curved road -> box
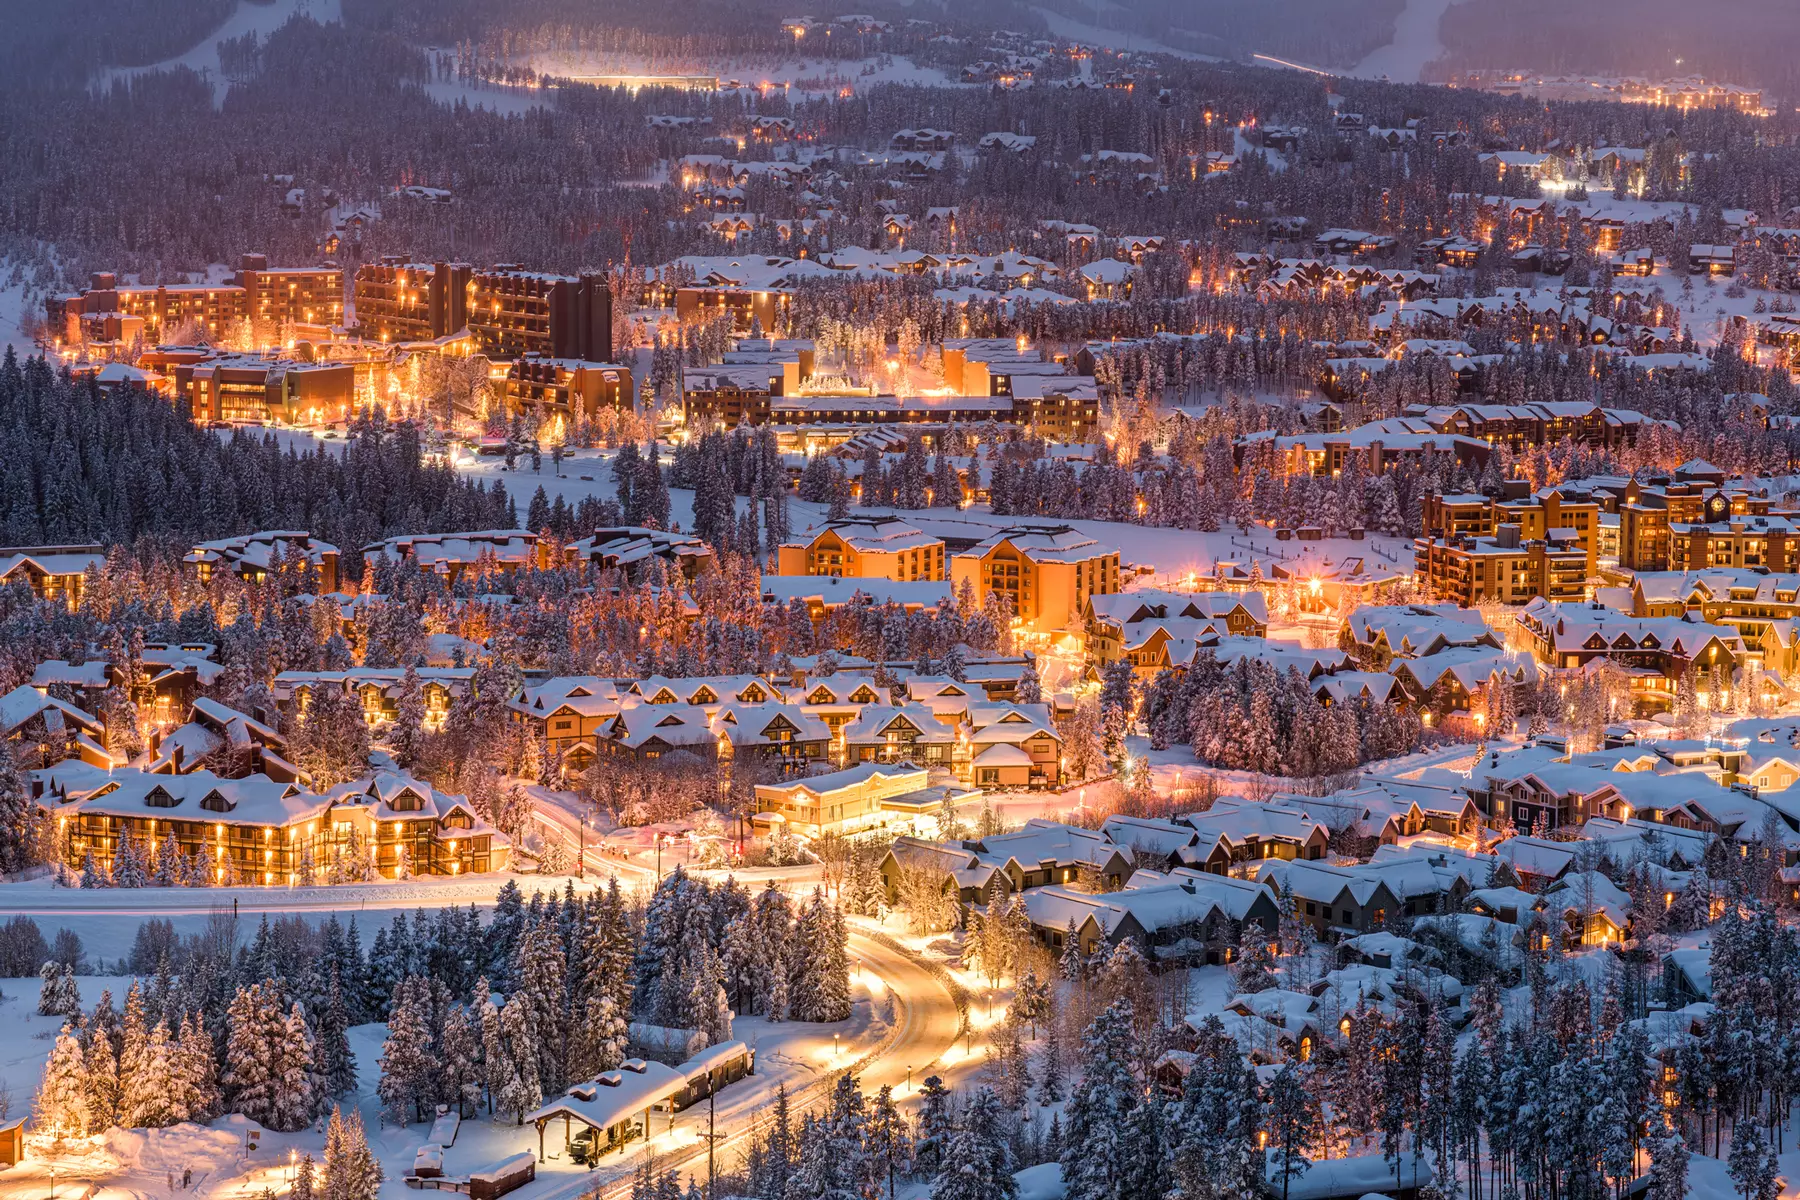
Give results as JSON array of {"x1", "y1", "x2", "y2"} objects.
[{"x1": 570, "y1": 931, "x2": 963, "y2": 1200}]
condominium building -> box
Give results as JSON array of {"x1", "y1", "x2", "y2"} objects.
[
  {"x1": 1413, "y1": 525, "x2": 1587, "y2": 605},
  {"x1": 35, "y1": 763, "x2": 509, "y2": 883},
  {"x1": 46, "y1": 255, "x2": 343, "y2": 347},
  {"x1": 950, "y1": 524, "x2": 1121, "y2": 635},
  {"x1": 353, "y1": 258, "x2": 469, "y2": 344},
  {"x1": 776, "y1": 518, "x2": 947, "y2": 581},
  {"x1": 503, "y1": 356, "x2": 633, "y2": 422},
  {"x1": 185, "y1": 531, "x2": 340, "y2": 592},
  {"x1": 351, "y1": 260, "x2": 612, "y2": 361},
  {"x1": 1421, "y1": 486, "x2": 1603, "y2": 575}
]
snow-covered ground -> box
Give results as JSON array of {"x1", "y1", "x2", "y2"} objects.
[
  {"x1": 96, "y1": 0, "x2": 343, "y2": 106},
  {"x1": 1347, "y1": 0, "x2": 1454, "y2": 82},
  {"x1": 416, "y1": 79, "x2": 553, "y2": 116},
  {"x1": 0, "y1": 270, "x2": 34, "y2": 359}
]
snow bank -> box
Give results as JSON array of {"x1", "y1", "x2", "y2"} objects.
[
  {"x1": 101, "y1": 1123, "x2": 242, "y2": 1175},
  {"x1": 1015, "y1": 1162, "x2": 1066, "y2": 1200}
]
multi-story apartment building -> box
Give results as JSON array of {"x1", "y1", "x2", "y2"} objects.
[
  {"x1": 365, "y1": 530, "x2": 551, "y2": 579},
  {"x1": 951, "y1": 525, "x2": 1121, "y2": 636},
  {"x1": 776, "y1": 518, "x2": 947, "y2": 581},
  {"x1": 1618, "y1": 478, "x2": 1766, "y2": 570},
  {"x1": 235, "y1": 254, "x2": 344, "y2": 331},
  {"x1": 353, "y1": 258, "x2": 469, "y2": 344},
  {"x1": 566, "y1": 527, "x2": 715, "y2": 582},
  {"x1": 1413, "y1": 525, "x2": 1588, "y2": 605},
  {"x1": 34, "y1": 764, "x2": 509, "y2": 883},
  {"x1": 0, "y1": 545, "x2": 108, "y2": 609},
  {"x1": 350, "y1": 260, "x2": 611, "y2": 361},
  {"x1": 503, "y1": 356, "x2": 632, "y2": 422},
  {"x1": 46, "y1": 255, "x2": 343, "y2": 347},
  {"x1": 1403, "y1": 402, "x2": 1655, "y2": 454},
  {"x1": 1667, "y1": 515, "x2": 1800, "y2": 573},
  {"x1": 467, "y1": 267, "x2": 612, "y2": 362},
  {"x1": 1421, "y1": 486, "x2": 1603, "y2": 576}
]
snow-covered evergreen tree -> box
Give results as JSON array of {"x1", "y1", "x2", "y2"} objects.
[
  {"x1": 36, "y1": 1023, "x2": 89, "y2": 1138},
  {"x1": 932, "y1": 1087, "x2": 1017, "y2": 1200},
  {"x1": 494, "y1": 995, "x2": 543, "y2": 1124},
  {"x1": 1061, "y1": 1000, "x2": 1140, "y2": 1200},
  {"x1": 378, "y1": 975, "x2": 436, "y2": 1124}
]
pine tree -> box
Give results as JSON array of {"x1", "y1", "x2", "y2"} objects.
[
  {"x1": 36, "y1": 1023, "x2": 89, "y2": 1138},
  {"x1": 440, "y1": 1003, "x2": 484, "y2": 1118},
  {"x1": 292, "y1": 1155, "x2": 317, "y2": 1200},
  {"x1": 932, "y1": 1087, "x2": 1017, "y2": 1200},
  {"x1": 223, "y1": 981, "x2": 280, "y2": 1126},
  {"x1": 1264, "y1": 1064, "x2": 1319, "y2": 1200},
  {"x1": 323, "y1": 1106, "x2": 382, "y2": 1200},
  {"x1": 0, "y1": 739, "x2": 37, "y2": 874},
  {"x1": 392, "y1": 665, "x2": 427, "y2": 769},
  {"x1": 319, "y1": 972, "x2": 357, "y2": 1099},
  {"x1": 1035, "y1": 1018, "x2": 1066, "y2": 1105},
  {"x1": 915, "y1": 1076, "x2": 954, "y2": 1176},
  {"x1": 514, "y1": 914, "x2": 568, "y2": 1094},
  {"x1": 178, "y1": 1012, "x2": 222, "y2": 1122},
  {"x1": 379, "y1": 975, "x2": 435, "y2": 1124},
  {"x1": 83, "y1": 1011, "x2": 121, "y2": 1133},
  {"x1": 495, "y1": 995, "x2": 543, "y2": 1124},
  {"x1": 1061, "y1": 1001, "x2": 1140, "y2": 1200},
  {"x1": 270, "y1": 1001, "x2": 319, "y2": 1132}
]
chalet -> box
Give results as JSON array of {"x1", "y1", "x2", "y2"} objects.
[
  {"x1": 1533, "y1": 871, "x2": 1631, "y2": 947},
  {"x1": 1250, "y1": 859, "x2": 1406, "y2": 936},
  {"x1": 631, "y1": 675, "x2": 785, "y2": 708},
  {"x1": 0, "y1": 545, "x2": 106, "y2": 608},
  {"x1": 508, "y1": 677, "x2": 627, "y2": 773},
  {"x1": 274, "y1": 668, "x2": 471, "y2": 730},
  {"x1": 147, "y1": 698, "x2": 298, "y2": 781},
  {"x1": 839, "y1": 704, "x2": 957, "y2": 768},
  {"x1": 1180, "y1": 802, "x2": 1331, "y2": 869},
  {"x1": 603, "y1": 705, "x2": 717, "y2": 763},
  {"x1": 712, "y1": 702, "x2": 832, "y2": 769},
  {"x1": 365, "y1": 530, "x2": 549, "y2": 579},
  {"x1": 185, "y1": 531, "x2": 339, "y2": 592},
  {"x1": 1017, "y1": 868, "x2": 1279, "y2": 963},
  {"x1": 1, "y1": 684, "x2": 109, "y2": 769}
]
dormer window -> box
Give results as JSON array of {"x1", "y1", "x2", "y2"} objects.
[
  {"x1": 200, "y1": 790, "x2": 236, "y2": 813},
  {"x1": 145, "y1": 786, "x2": 180, "y2": 809},
  {"x1": 390, "y1": 789, "x2": 424, "y2": 812}
]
